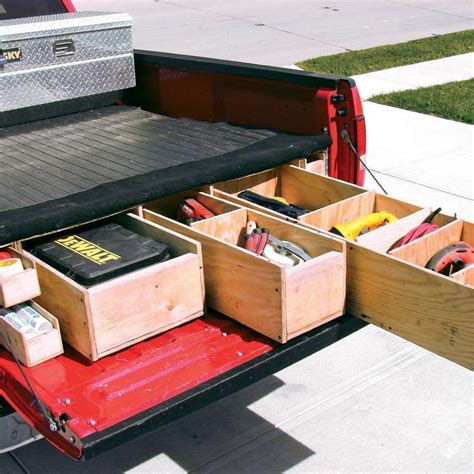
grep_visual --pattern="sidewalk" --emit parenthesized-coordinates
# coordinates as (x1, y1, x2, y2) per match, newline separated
(353, 52, 474, 100)
(363, 101, 473, 219)
(354, 54, 473, 219)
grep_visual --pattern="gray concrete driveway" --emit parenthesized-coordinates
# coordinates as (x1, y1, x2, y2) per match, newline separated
(75, 0, 473, 65)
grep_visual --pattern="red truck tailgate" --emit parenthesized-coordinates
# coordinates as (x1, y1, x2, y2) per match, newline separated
(0, 312, 364, 459)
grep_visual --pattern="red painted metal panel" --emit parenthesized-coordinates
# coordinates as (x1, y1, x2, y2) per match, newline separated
(135, 62, 365, 185)
(62, 0, 76, 12)
(0, 313, 274, 458)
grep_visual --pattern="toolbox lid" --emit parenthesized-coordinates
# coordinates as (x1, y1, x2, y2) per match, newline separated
(31, 223, 171, 286)
(0, 11, 132, 42)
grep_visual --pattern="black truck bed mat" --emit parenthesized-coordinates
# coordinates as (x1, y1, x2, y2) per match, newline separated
(0, 105, 331, 244)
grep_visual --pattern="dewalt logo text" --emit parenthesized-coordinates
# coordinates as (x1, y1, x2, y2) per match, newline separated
(55, 235, 121, 265)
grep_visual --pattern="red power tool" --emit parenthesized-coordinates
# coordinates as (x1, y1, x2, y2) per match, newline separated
(425, 241, 474, 276)
(177, 198, 215, 225)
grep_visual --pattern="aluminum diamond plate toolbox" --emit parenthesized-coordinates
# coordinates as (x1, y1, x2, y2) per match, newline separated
(0, 11, 135, 112)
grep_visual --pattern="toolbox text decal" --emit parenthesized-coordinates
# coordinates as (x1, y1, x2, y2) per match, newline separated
(55, 235, 121, 265)
(3, 48, 22, 63)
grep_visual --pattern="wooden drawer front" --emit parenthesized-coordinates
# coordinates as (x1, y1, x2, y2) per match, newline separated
(212, 164, 367, 222)
(346, 243, 474, 370)
(0, 302, 63, 367)
(0, 249, 41, 308)
(142, 193, 346, 343)
(25, 213, 205, 361)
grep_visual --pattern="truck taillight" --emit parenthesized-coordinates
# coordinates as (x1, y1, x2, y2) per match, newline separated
(354, 114, 366, 185)
(355, 114, 366, 156)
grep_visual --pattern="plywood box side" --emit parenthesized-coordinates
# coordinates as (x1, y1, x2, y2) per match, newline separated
(284, 251, 345, 337)
(461, 220, 474, 244)
(451, 266, 474, 287)
(23, 251, 97, 360)
(304, 159, 325, 175)
(22, 303, 64, 366)
(0, 249, 41, 308)
(115, 213, 200, 258)
(357, 207, 432, 253)
(389, 219, 464, 267)
(374, 193, 423, 218)
(191, 209, 248, 246)
(346, 244, 474, 370)
(213, 168, 280, 197)
(0, 302, 63, 367)
(0, 316, 29, 365)
(89, 253, 204, 355)
(282, 165, 367, 210)
(98, 309, 204, 358)
(300, 191, 376, 231)
(197, 234, 284, 341)
(196, 192, 242, 215)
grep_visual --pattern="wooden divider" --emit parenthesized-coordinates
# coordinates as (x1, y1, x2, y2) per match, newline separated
(357, 207, 432, 253)
(452, 267, 474, 286)
(389, 220, 465, 267)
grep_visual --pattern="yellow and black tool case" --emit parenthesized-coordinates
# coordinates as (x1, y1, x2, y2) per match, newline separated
(30, 223, 171, 286)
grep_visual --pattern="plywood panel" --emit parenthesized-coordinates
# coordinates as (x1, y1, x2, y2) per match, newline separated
(358, 208, 432, 253)
(0, 302, 63, 367)
(0, 249, 41, 308)
(451, 267, 474, 287)
(281, 165, 366, 210)
(90, 254, 204, 354)
(389, 220, 464, 267)
(191, 209, 248, 246)
(285, 251, 345, 337)
(214, 168, 280, 196)
(347, 244, 474, 370)
(301, 191, 376, 231)
(26, 251, 96, 360)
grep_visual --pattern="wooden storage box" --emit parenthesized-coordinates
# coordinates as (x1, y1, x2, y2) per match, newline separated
(142, 193, 346, 343)
(212, 164, 367, 223)
(0, 248, 41, 308)
(216, 166, 473, 368)
(23, 213, 205, 361)
(345, 218, 474, 369)
(0, 302, 63, 367)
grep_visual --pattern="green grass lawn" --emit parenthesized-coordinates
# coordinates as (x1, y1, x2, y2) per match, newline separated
(298, 30, 473, 76)
(370, 79, 473, 124)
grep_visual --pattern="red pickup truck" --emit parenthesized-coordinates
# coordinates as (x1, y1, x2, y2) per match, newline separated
(0, 0, 368, 460)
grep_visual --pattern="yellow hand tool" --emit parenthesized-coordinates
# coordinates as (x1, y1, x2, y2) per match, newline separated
(330, 211, 397, 241)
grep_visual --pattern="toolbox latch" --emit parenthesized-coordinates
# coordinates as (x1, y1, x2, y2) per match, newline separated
(53, 39, 76, 57)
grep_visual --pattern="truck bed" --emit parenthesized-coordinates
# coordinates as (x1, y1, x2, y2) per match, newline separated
(0, 105, 330, 244)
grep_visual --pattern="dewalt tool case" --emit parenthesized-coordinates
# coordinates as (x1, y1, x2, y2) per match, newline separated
(31, 223, 171, 286)
(0, 11, 135, 113)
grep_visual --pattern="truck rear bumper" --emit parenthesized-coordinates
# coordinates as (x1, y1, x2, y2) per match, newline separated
(0, 313, 365, 460)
